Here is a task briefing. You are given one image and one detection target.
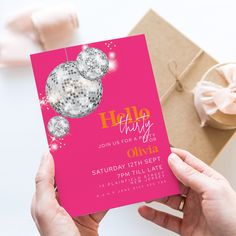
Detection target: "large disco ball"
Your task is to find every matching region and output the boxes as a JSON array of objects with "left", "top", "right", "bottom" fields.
[
  {"left": 46, "top": 61, "right": 103, "bottom": 118},
  {"left": 77, "top": 47, "right": 109, "bottom": 80}
]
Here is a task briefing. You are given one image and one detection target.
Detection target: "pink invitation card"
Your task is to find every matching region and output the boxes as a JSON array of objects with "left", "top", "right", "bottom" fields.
[{"left": 31, "top": 34, "right": 180, "bottom": 217}]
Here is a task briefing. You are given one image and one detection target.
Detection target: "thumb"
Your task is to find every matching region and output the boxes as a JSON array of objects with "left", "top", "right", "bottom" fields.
[
  {"left": 168, "top": 153, "right": 212, "bottom": 194},
  {"left": 35, "top": 151, "right": 56, "bottom": 202}
]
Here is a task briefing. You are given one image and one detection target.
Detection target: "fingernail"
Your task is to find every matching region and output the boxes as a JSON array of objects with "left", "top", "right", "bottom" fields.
[
  {"left": 42, "top": 151, "right": 51, "bottom": 162},
  {"left": 168, "top": 153, "right": 178, "bottom": 162},
  {"left": 138, "top": 206, "right": 155, "bottom": 220},
  {"left": 145, "top": 200, "right": 153, "bottom": 203}
]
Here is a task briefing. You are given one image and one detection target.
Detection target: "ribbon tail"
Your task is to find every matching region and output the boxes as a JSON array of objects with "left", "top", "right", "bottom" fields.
[
  {"left": 193, "top": 82, "right": 209, "bottom": 127},
  {"left": 217, "top": 63, "right": 236, "bottom": 84},
  {"left": 0, "top": 31, "right": 41, "bottom": 67},
  {"left": 6, "top": 5, "right": 42, "bottom": 34}
]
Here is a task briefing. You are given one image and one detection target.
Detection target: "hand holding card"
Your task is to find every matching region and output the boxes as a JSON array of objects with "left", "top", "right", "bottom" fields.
[{"left": 31, "top": 34, "right": 180, "bottom": 217}]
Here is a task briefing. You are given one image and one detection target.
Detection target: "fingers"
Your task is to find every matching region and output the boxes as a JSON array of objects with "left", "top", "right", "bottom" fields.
[
  {"left": 171, "top": 148, "right": 224, "bottom": 180},
  {"left": 31, "top": 194, "right": 36, "bottom": 221},
  {"left": 168, "top": 153, "right": 212, "bottom": 194},
  {"left": 90, "top": 211, "right": 108, "bottom": 223},
  {"left": 32, "top": 152, "right": 59, "bottom": 225},
  {"left": 74, "top": 210, "right": 108, "bottom": 231},
  {"left": 35, "top": 152, "right": 56, "bottom": 202},
  {"left": 138, "top": 206, "right": 181, "bottom": 234},
  {"left": 155, "top": 195, "right": 184, "bottom": 211},
  {"left": 146, "top": 184, "right": 189, "bottom": 210}
]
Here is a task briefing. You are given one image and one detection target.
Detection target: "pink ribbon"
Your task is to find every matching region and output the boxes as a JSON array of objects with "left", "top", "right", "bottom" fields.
[
  {"left": 0, "top": 3, "right": 78, "bottom": 68},
  {"left": 194, "top": 64, "right": 236, "bottom": 127}
]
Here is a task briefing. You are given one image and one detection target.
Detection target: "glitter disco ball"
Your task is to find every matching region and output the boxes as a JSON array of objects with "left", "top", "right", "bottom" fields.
[
  {"left": 77, "top": 47, "right": 109, "bottom": 80},
  {"left": 48, "top": 116, "right": 69, "bottom": 138},
  {"left": 46, "top": 61, "right": 103, "bottom": 118}
]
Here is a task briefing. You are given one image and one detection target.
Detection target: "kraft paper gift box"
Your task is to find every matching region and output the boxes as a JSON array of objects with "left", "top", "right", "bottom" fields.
[{"left": 129, "top": 10, "right": 236, "bottom": 164}]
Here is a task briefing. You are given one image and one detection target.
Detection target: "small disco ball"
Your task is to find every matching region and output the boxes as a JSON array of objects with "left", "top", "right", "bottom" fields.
[
  {"left": 77, "top": 47, "right": 109, "bottom": 80},
  {"left": 46, "top": 61, "right": 103, "bottom": 118},
  {"left": 48, "top": 116, "right": 69, "bottom": 138}
]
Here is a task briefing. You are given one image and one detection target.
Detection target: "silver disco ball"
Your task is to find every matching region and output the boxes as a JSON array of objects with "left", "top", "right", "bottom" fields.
[
  {"left": 46, "top": 61, "right": 103, "bottom": 118},
  {"left": 47, "top": 116, "right": 69, "bottom": 138},
  {"left": 77, "top": 47, "right": 109, "bottom": 80}
]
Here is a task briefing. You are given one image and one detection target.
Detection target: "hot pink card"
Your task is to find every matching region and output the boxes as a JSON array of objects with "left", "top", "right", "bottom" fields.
[{"left": 31, "top": 34, "right": 180, "bottom": 217}]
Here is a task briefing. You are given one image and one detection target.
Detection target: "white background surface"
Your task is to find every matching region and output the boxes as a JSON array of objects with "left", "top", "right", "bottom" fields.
[{"left": 0, "top": 0, "right": 236, "bottom": 235}]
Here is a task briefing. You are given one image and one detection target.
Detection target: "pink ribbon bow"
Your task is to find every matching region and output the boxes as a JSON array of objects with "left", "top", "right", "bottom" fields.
[
  {"left": 194, "top": 63, "right": 236, "bottom": 127},
  {"left": 0, "top": 3, "right": 78, "bottom": 68}
]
